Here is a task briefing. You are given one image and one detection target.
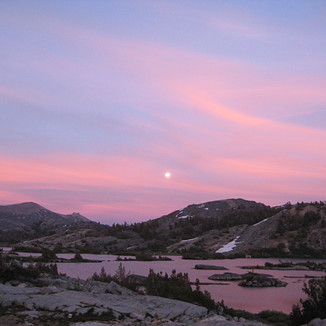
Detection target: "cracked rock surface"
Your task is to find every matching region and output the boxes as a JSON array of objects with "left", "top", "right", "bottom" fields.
[{"left": 0, "top": 278, "right": 267, "bottom": 326}]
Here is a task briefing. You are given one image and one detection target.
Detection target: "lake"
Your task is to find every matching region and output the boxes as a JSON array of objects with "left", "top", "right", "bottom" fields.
[
  {"left": 4, "top": 248, "right": 325, "bottom": 313},
  {"left": 49, "top": 254, "right": 326, "bottom": 314}
]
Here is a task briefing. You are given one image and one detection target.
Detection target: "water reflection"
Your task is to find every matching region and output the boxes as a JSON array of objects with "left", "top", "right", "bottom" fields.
[{"left": 53, "top": 255, "right": 326, "bottom": 313}]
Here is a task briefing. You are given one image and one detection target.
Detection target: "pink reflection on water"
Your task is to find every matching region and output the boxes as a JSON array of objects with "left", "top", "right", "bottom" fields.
[{"left": 55, "top": 256, "right": 326, "bottom": 313}]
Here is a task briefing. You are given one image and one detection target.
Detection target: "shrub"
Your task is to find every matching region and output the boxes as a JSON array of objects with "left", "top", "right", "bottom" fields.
[
  {"left": 34, "top": 262, "right": 58, "bottom": 275},
  {"left": 0, "top": 262, "right": 58, "bottom": 283},
  {"left": 290, "top": 277, "right": 326, "bottom": 325},
  {"left": 257, "top": 310, "right": 289, "bottom": 325},
  {"left": 89, "top": 267, "right": 113, "bottom": 283},
  {"left": 135, "top": 252, "right": 155, "bottom": 261},
  {"left": 113, "top": 263, "right": 129, "bottom": 285},
  {"left": 145, "top": 269, "right": 216, "bottom": 310},
  {"left": 221, "top": 305, "right": 289, "bottom": 326},
  {"left": 41, "top": 249, "right": 57, "bottom": 259},
  {"left": 0, "top": 264, "right": 39, "bottom": 282},
  {"left": 73, "top": 253, "right": 84, "bottom": 261}
]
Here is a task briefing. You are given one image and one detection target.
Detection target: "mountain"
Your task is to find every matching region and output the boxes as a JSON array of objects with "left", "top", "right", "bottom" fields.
[
  {"left": 11, "top": 198, "right": 275, "bottom": 254},
  {"left": 9, "top": 199, "right": 326, "bottom": 258},
  {"left": 224, "top": 202, "right": 326, "bottom": 258},
  {"left": 0, "top": 202, "right": 90, "bottom": 243},
  {"left": 147, "top": 198, "right": 278, "bottom": 256}
]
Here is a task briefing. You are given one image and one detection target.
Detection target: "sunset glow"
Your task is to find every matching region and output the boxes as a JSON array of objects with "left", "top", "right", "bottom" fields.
[{"left": 1, "top": 1, "right": 325, "bottom": 223}]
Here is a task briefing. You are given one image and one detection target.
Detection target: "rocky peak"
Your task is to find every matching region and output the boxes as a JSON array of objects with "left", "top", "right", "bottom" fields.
[{"left": 0, "top": 202, "right": 47, "bottom": 215}]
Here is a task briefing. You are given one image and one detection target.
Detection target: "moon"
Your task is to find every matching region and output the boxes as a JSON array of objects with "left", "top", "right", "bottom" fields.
[{"left": 164, "top": 172, "right": 171, "bottom": 179}]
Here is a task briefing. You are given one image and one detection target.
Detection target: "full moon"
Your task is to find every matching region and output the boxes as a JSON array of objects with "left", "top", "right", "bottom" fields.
[{"left": 164, "top": 172, "right": 171, "bottom": 179}]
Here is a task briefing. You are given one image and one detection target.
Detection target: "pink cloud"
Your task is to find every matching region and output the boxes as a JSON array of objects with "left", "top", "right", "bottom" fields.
[{"left": 1, "top": 130, "right": 325, "bottom": 221}]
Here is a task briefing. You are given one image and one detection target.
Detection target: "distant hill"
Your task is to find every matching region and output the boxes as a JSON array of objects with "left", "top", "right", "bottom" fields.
[{"left": 0, "top": 202, "right": 90, "bottom": 243}]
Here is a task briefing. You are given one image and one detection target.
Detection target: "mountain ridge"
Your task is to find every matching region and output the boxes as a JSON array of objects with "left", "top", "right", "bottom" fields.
[
  {"left": 3, "top": 198, "right": 326, "bottom": 259},
  {"left": 0, "top": 202, "right": 46, "bottom": 215},
  {"left": 0, "top": 202, "right": 91, "bottom": 243}
]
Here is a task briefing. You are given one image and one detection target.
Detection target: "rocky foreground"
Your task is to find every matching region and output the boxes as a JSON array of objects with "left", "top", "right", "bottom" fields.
[{"left": 0, "top": 274, "right": 269, "bottom": 326}]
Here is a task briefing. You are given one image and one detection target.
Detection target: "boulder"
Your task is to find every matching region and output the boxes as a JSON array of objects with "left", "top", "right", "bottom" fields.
[
  {"left": 0, "top": 281, "right": 207, "bottom": 323},
  {"left": 126, "top": 274, "right": 148, "bottom": 284},
  {"left": 208, "top": 273, "right": 242, "bottom": 281},
  {"left": 238, "top": 276, "right": 287, "bottom": 287},
  {"left": 0, "top": 283, "right": 39, "bottom": 295},
  {"left": 104, "top": 281, "right": 137, "bottom": 295},
  {"left": 39, "top": 277, "right": 136, "bottom": 295},
  {"left": 308, "top": 318, "right": 326, "bottom": 326},
  {"left": 291, "top": 265, "right": 310, "bottom": 271}
]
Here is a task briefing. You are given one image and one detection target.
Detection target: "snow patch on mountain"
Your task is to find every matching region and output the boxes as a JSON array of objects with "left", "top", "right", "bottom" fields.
[
  {"left": 216, "top": 236, "right": 242, "bottom": 253},
  {"left": 252, "top": 218, "right": 268, "bottom": 227},
  {"left": 180, "top": 237, "right": 198, "bottom": 244}
]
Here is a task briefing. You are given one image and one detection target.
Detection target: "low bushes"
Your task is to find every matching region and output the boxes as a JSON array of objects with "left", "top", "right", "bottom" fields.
[{"left": 290, "top": 277, "right": 326, "bottom": 325}]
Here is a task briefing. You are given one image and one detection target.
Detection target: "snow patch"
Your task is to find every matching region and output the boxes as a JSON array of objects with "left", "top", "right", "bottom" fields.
[
  {"left": 216, "top": 236, "right": 242, "bottom": 253},
  {"left": 198, "top": 204, "right": 205, "bottom": 208},
  {"left": 180, "top": 237, "right": 198, "bottom": 244},
  {"left": 178, "top": 215, "right": 189, "bottom": 219},
  {"left": 252, "top": 218, "right": 268, "bottom": 227},
  {"left": 126, "top": 246, "right": 138, "bottom": 250},
  {"left": 176, "top": 210, "right": 184, "bottom": 218},
  {"left": 204, "top": 207, "right": 209, "bottom": 210}
]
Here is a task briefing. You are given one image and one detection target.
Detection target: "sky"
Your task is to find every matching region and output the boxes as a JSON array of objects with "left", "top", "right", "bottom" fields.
[{"left": 1, "top": 1, "right": 325, "bottom": 224}]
